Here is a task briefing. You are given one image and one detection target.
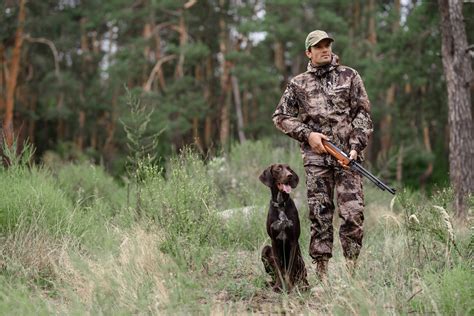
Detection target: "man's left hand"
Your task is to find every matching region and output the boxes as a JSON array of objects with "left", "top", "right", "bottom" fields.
[
  {"left": 349, "top": 150, "right": 357, "bottom": 161},
  {"left": 338, "top": 150, "right": 358, "bottom": 169}
]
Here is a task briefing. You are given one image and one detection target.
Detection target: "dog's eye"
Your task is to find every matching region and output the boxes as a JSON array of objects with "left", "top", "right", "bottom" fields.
[{"left": 275, "top": 166, "right": 282, "bottom": 171}]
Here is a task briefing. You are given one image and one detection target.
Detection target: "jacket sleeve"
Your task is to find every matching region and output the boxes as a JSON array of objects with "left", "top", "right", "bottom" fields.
[
  {"left": 272, "top": 81, "right": 313, "bottom": 143},
  {"left": 349, "top": 73, "right": 373, "bottom": 153}
]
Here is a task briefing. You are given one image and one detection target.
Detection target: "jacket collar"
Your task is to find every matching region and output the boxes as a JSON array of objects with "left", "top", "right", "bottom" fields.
[{"left": 307, "top": 53, "right": 340, "bottom": 76}]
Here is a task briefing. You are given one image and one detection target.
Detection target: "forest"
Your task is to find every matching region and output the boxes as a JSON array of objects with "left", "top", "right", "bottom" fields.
[{"left": 0, "top": 0, "right": 473, "bottom": 314}]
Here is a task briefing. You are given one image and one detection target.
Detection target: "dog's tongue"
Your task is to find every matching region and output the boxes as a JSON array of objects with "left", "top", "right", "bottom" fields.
[{"left": 278, "top": 183, "right": 292, "bottom": 194}]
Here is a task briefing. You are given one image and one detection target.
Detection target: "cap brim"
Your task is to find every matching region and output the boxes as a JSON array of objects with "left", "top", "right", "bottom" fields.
[{"left": 309, "top": 37, "right": 334, "bottom": 48}]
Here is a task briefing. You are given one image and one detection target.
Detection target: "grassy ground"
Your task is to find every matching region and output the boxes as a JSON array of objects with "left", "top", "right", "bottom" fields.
[{"left": 0, "top": 138, "right": 472, "bottom": 315}]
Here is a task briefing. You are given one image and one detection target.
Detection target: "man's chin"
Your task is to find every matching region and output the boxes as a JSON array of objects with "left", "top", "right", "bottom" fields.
[{"left": 315, "top": 59, "right": 331, "bottom": 66}]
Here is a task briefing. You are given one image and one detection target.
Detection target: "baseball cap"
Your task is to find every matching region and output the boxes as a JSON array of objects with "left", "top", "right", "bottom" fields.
[{"left": 305, "top": 30, "right": 334, "bottom": 50}]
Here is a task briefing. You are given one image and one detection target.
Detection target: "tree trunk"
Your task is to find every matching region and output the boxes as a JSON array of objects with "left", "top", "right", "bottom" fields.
[
  {"left": 104, "top": 88, "right": 118, "bottom": 156},
  {"left": 3, "top": 0, "right": 26, "bottom": 148},
  {"left": 218, "top": 0, "right": 230, "bottom": 148},
  {"left": 274, "top": 41, "right": 285, "bottom": 73},
  {"left": 349, "top": 0, "right": 361, "bottom": 48},
  {"left": 193, "top": 65, "right": 203, "bottom": 151},
  {"left": 77, "top": 110, "right": 86, "bottom": 150},
  {"left": 438, "top": 0, "right": 474, "bottom": 218},
  {"left": 242, "top": 90, "right": 249, "bottom": 129},
  {"left": 0, "top": 44, "right": 5, "bottom": 114},
  {"left": 396, "top": 144, "right": 404, "bottom": 184},
  {"left": 231, "top": 74, "right": 246, "bottom": 143},
  {"left": 367, "top": 0, "right": 377, "bottom": 45},
  {"left": 204, "top": 56, "right": 213, "bottom": 148},
  {"left": 28, "top": 94, "right": 37, "bottom": 144},
  {"left": 379, "top": 84, "right": 395, "bottom": 160},
  {"left": 174, "top": 13, "right": 188, "bottom": 79},
  {"left": 77, "top": 17, "right": 89, "bottom": 151},
  {"left": 419, "top": 123, "right": 433, "bottom": 191},
  {"left": 377, "top": 1, "right": 399, "bottom": 163}
]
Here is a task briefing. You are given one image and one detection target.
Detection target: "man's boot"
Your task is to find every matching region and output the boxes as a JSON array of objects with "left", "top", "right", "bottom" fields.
[{"left": 315, "top": 260, "right": 328, "bottom": 283}]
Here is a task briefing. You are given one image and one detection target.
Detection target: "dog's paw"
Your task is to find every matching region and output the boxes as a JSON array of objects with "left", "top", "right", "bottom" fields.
[
  {"left": 271, "top": 220, "right": 283, "bottom": 231},
  {"left": 281, "top": 219, "right": 293, "bottom": 229}
]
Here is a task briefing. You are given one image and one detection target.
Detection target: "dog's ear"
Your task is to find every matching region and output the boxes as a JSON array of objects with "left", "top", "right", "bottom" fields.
[
  {"left": 288, "top": 166, "right": 299, "bottom": 188},
  {"left": 259, "top": 165, "right": 274, "bottom": 187}
]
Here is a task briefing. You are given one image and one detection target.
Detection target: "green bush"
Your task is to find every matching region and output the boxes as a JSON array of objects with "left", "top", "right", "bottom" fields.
[
  {"left": 0, "top": 166, "right": 75, "bottom": 236},
  {"left": 141, "top": 149, "right": 222, "bottom": 268},
  {"left": 397, "top": 188, "right": 460, "bottom": 269},
  {"left": 55, "top": 162, "right": 127, "bottom": 215},
  {"left": 410, "top": 264, "right": 474, "bottom": 315}
]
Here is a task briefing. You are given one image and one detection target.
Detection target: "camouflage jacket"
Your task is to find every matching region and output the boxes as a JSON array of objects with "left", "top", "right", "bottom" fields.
[{"left": 272, "top": 54, "right": 373, "bottom": 167}]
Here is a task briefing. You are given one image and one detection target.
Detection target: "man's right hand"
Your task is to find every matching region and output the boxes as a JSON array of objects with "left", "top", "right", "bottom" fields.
[{"left": 308, "top": 132, "right": 329, "bottom": 154}]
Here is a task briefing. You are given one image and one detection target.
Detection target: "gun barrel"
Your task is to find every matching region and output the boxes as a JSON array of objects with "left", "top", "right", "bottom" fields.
[
  {"left": 351, "top": 162, "right": 396, "bottom": 195},
  {"left": 322, "top": 140, "right": 396, "bottom": 195}
]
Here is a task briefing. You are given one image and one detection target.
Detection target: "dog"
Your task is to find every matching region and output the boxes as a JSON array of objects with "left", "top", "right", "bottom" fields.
[{"left": 259, "top": 164, "right": 309, "bottom": 292}]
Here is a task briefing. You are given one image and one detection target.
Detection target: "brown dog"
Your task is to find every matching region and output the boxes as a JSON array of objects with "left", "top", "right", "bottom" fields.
[{"left": 259, "top": 164, "right": 309, "bottom": 292}]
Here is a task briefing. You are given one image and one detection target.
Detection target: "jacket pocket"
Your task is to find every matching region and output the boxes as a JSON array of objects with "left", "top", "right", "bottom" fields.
[{"left": 330, "top": 84, "right": 350, "bottom": 111}]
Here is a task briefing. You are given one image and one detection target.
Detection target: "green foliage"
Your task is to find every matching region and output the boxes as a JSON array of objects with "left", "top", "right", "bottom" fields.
[
  {"left": 140, "top": 148, "right": 222, "bottom": 269},
  {"left": 1, "top": 138, "right": 35, "bottom": 169},
  {"left": 397, "top": 187, "right": 463, "bottom": 270},
  {"left": 0, "top": 139, "right": 472, "bottom": 314},
  {"left": 55, "top": 162, "right": 127, "bottom": 213},
  {"left": 0, "top": 165, "right": 95, "bottom": 239},
  {"left": 410, "top": 264, "right": 474, "bottom": 315},
  {"left": 209, "top": 138, "right": 305, "bottom": 209},
  {"left": 0, "top": 276, "right": 50, "bottom": 314},
  {"left": 120, "top": 88, "right": 165, "bottom": 176}
]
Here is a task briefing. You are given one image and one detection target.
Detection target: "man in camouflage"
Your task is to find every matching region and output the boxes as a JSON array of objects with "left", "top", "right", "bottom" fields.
[{"left": 272, "top": 30, "right": 373, "bottom": 281}]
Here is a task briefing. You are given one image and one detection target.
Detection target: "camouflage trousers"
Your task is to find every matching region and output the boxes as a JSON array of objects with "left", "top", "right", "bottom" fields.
[{"left": 305, "top": 164, "right": 365, "bottom": 262}]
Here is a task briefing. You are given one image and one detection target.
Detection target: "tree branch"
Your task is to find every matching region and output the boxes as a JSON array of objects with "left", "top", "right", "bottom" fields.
[
  {"left": 23, "top": 35, "right": 60, "bottom": 79},
  {"left": 143, "top": 54, "right": 176, "bottom": 92}
]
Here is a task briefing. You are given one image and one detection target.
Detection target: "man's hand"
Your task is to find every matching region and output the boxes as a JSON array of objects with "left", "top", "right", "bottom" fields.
[
  {"left": 308, "top": 132, "right": 328, "bottom": 154},
  {"left": 349, "top": 149, "right": 357, "bottom": 161},
  {"left": 338, "top": 150, "right": 357, "bottom": 169}
]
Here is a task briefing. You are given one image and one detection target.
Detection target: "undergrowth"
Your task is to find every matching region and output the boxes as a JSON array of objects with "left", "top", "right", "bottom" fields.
[{"left": 0, "top": 137, "right": 472, "bottom": 315}]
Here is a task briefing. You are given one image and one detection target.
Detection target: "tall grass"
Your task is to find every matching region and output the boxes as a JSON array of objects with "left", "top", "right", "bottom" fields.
[{"left": 0, "top": 138, "right": 472, "bottom": 314}]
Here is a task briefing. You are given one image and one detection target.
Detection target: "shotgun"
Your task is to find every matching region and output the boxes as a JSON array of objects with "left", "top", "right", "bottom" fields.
[{"left": 322, "top": 139, "right": 396, "bottom": 195}]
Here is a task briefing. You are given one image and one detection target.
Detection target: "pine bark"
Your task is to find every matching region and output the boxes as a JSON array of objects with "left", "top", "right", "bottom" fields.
[
  {"left": 231, "top": 74, "right": 246, "bottom": 143},
  {"left": 0, "top": 44, "right": 5, "bottom": 113},
  {"left": 367, "top": 0, "right": 377, "bottom": 45},
  {"left": 218, "top": 0, "right": 230, "bottom": 148},
  {"left": 438, "top": 0, "right": 474, "bottom": 217},
  {"left": 378, "top": 0, "right": 399, "bottom": 162},
  {"left": 3, "top": 0, "right": 26, "bottom": 148}
]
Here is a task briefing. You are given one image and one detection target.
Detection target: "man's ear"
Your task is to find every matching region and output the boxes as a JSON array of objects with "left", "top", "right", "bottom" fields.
[
  {"left": 288, "top": 166, "right": 299, "bottom": 189},
  {"left": 259, "top": 165, "right": 274, "bottom": 187}
]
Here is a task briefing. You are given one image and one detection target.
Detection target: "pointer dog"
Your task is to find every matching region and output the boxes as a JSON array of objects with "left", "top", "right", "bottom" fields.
[{"left": 259, "top": 164, "right": 309, "bottom": 292}]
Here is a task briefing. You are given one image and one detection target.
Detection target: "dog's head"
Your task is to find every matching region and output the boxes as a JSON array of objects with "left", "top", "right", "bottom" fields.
[{"left": 259, "top": 164, "right": 299, "bottom": 193}]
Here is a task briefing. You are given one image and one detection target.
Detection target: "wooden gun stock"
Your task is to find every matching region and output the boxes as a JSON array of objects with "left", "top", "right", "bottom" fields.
[{"left": 321, "top": 139, "right": 396, "bottom": 195}]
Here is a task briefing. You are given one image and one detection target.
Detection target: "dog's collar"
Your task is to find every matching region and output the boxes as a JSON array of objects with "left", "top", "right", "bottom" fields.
[
  {"left": 271, "top": 191, "right": 289, "bottom": 208},
  {"left": 271, "top": 200, "right": 287, "bottom": 208}
]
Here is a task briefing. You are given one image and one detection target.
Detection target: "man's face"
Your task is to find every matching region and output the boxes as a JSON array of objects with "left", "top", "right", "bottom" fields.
[{"left": 305, "top": 39, "right": 332, "bottom": 66}]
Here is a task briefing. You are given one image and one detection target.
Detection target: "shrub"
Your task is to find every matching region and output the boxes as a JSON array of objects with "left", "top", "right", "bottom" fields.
[
  {"left": 141, "top": 148, "right": 222, "bottom": 269},
  {"left": 55, "top": 162, "right": 127, "bottom": 215},
  {"left": 0, "top": 166, "right": 75, "bottom": 236}
]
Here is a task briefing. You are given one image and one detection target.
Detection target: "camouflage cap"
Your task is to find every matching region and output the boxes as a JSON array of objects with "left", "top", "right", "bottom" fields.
[{"left": 305, "top": 30, "right": 334, "bottom": 50}]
